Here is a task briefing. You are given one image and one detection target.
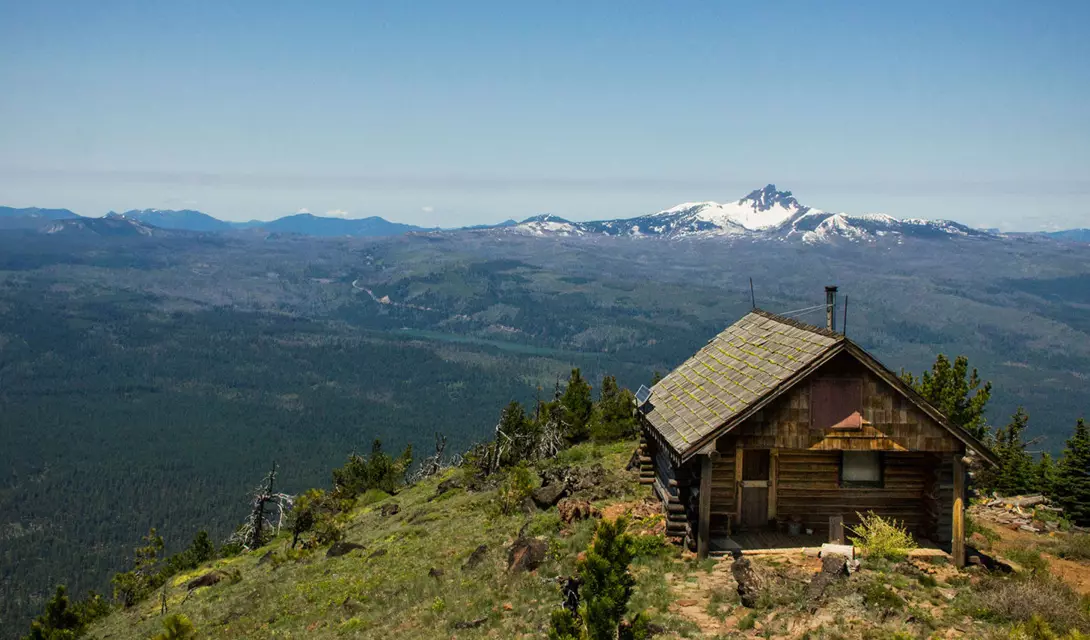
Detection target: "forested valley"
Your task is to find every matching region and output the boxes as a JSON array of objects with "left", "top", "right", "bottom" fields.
[{"left": 2, "top": 227, "right": 1089, "bottom": 635}]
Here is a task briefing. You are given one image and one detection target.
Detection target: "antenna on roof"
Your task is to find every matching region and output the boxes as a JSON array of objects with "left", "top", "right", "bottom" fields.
[
  {"left": 843, "top": 295, "right": 849, "bottom": 336},
  {"left": 749, "top": 277, "right": 756, "bottom": 309}
]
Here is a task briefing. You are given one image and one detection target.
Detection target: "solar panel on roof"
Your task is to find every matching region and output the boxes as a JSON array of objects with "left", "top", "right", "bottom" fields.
[{"left": 635, "top": 385, "right": 652, "bottom": 406}]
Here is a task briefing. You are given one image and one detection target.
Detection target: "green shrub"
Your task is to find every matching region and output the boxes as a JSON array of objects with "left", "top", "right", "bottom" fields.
[
  {"left": 494, "top": 463, "right": 535, "bottom": 516},
  {"left": 151, "top": 613, "right": 197, "bottom": 640},
  {"left": 629, "top": 534, "right": 669, "bottom": 559},
  {"left": 862, "top": 582, "right": 905, "bottom": 612},
  {"left": 848, "top": 511, "right": 917, "bottom": 560},
  {"left": 331, "top": 439, "right": 412, "bottom": 499},
  {"left": 1007, "top": 614, "right": 1090, "bottom": 639}
]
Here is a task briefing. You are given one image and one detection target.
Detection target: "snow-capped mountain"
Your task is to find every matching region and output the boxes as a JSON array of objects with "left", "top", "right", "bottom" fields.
[
  {"left": 507, "top": 214, "right": 588, "bottom": 237},
  {"left": 493, "top": 185, "right": 993, "bottom": 244}
]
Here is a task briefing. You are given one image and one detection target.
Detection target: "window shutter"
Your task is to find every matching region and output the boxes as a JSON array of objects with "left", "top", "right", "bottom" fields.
[{"left": 811, "top": 378, "right": 863, "bottom": 430}]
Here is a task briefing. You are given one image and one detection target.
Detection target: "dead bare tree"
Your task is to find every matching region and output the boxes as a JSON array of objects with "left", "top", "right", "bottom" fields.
[
  {"left": 230, "top": 462, "right": 294, "bottom": 551},
  {"left": 411, "top": 432, "right": 460, "bottom": 483}
]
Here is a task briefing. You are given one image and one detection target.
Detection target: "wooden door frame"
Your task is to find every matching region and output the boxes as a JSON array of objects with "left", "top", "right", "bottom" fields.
[{"left": 735, "top": 447, "right": 778, "bottom": 529}]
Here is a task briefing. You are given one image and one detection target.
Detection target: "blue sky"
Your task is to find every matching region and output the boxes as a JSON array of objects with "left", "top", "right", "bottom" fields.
[{"left": 1, "top": 1, "right": 1088, "bottom": 229}]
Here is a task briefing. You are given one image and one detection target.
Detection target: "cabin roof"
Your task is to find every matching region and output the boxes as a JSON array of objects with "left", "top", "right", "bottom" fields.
[{"left": 642, "top": 308, "right": 998, "bottom": 465}]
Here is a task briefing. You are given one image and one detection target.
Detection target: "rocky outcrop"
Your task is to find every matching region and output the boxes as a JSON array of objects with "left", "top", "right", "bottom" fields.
[{"left": 507, "top": 537, "right": 547, "bottom": 573}]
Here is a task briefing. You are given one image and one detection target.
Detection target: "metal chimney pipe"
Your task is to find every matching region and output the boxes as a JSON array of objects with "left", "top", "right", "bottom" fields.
[{"left": 825, "top": 286, "right": 838, "bottom": 332}]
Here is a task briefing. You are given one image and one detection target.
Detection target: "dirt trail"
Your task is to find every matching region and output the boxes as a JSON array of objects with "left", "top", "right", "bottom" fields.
[{"left": 664, "top": 558, "right": 739, "bottom": 636}]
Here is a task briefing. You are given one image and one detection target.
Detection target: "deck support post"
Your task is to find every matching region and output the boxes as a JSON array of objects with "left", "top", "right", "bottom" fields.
[
  {"left": 952, "top": 454, "right": 966, "bottom": 568},
  {"left": 698, "top": 455, "right": 713, "bottom": 559}
]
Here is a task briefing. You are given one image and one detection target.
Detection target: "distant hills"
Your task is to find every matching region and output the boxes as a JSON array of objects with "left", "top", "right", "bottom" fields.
[
  {"left": 2, "top": 187, "right": 1087, "bottom": 244},
  {"left": 119, "top": 208, "right": 233, "bottom": 232},
  {"left": 234, "top": 213, "right": 430, "bottom": 237}
]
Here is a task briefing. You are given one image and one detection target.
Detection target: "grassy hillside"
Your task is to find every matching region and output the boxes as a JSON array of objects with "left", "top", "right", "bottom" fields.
[
  {"left": 5, "top": 229, "right": 1090, "bottom": 635},
  {"left": 84, "top": 441, "right": 1090, "bottom": 639}
]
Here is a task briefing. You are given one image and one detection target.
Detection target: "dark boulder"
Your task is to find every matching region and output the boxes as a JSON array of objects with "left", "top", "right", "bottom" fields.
[
  {"left": 507, "top": 537, "right": 548, "bottom": 573},
  {"left": 186, "top": 571, "right": 226, "bottom": 591},
  {"left": 326, "top": 541, "right": 365, "bottom": 558},
  {"left": 429, "top": 567, "right": 445, "bottom": 579},
  {"left": 381, "top": 503, "right": 401, "bottom": 517},
  {"left": 531, "top": 483, "right": 567, "bottom": 509}
]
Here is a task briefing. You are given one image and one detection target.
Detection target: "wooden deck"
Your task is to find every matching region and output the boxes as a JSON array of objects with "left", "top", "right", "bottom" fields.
[
  {"left": 711, "top": 532, "right": 951, "bottom": 559},
  {"left": 710, "top": 531, "right": 826, "bottom": 556}
]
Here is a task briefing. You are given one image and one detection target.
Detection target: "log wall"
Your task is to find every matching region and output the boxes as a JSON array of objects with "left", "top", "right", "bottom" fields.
[{"left": 770, "top": 449, "right": 955, "bottom": 541}]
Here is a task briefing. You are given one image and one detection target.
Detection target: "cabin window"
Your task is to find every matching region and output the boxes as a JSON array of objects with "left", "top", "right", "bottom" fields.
[
  {"left": 811, "top": 378, "right": 863, "bottom": 430},
  {"left": 841, "top": 451, "right": 883, "bottom": 487}
]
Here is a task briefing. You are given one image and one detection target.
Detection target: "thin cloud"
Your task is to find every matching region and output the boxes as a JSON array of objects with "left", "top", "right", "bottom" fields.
[
  {"left": 296, "top": 208, "right": 310, "bottom": 214},
  {"left": 421, "top": 206, "right": 435, "bottom": 213},
  {"left": 326, "top": 209, "right": 350, "bottom": 218}
]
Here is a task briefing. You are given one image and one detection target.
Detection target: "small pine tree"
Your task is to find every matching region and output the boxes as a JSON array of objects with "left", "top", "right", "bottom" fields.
[
  {"left": 560, "top": 368, "right": 594, "bottom": 442},
  {"left": 983, "top": 408, "right": 1037, "bottom": 496},
  {"left": 23, "top": 585, "right": 84, "bottom": 640},
  {"left": 590, "top": 376, "right": 637, "bottom": 442},
  {"left": 111, "top": 528, "right": 165, "bottom": 607},
  {"left": 1054, "top": 418, "right": 1090, "bottom": 526},
  {"left": 496, "top": 400, "right": 543, "bottom": 465},
  {"left": 164, "top": 530, "right": 216, "bottom": 575},
  {"left": 902, "top": 354, "right": 991, "bottom": 440},
  {"left": 549, "top": 518, "right": 650, "bottom": 640},
  {"left": 1035, "top": 452, "right": 1058, "bottom": 497}
]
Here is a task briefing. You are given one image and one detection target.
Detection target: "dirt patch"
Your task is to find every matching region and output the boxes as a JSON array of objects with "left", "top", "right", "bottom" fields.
[
  {"left": 977, "top": 514, "right": 1090, "bottom": 595},
  {"left": 664, "top": 557, "right": 738, "bottom": 636}
]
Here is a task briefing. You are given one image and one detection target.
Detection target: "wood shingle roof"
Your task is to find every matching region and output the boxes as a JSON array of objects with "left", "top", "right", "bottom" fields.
[
  {"left": 642, "top": 308, "right": 999, "bottom": 466},
  {"left": 643, "top": 309, "right": 842, "bottom": 456}
]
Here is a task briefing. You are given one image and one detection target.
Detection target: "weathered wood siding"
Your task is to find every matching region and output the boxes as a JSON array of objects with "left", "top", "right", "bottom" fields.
[{"left": 723, "top": 353, "right": 962, "bottom": 453}]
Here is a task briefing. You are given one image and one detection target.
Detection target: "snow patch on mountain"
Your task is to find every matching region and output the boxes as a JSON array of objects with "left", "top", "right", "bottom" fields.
[{"left": 508, "top": 214, "right": 586, "bottom": 237}]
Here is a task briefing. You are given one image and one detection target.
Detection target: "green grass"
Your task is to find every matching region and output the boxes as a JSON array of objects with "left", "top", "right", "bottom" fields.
[{"left": 87, "top": 441, "right": 688, "bottom": 639}]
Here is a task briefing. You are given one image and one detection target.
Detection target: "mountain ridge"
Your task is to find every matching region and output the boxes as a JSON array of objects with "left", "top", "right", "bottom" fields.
[{"left": 0, "top": 186, "right": 1082, "bottom": 243}]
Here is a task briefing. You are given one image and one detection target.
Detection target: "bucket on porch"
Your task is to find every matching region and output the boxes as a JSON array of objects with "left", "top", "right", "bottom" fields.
[{"left": 787, "top": 515, "right": 803, "bottom": 536}]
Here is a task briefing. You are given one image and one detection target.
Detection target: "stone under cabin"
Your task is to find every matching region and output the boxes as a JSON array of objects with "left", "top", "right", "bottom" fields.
[{"left": 637, "top": 287, "right": 998, "bottom": 565}]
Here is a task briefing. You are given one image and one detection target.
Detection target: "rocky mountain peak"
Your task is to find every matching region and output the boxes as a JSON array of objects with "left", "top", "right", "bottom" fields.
[{"left": 740, "top": 184, "right": 802, "bottom": 212}]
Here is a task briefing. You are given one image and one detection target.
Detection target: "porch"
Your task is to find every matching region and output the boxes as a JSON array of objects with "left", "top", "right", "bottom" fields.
[{"left": 707, "top": 530, "right": 953, "bottom": 560}]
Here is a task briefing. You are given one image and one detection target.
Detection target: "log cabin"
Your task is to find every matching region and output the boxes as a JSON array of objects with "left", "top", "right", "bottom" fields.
[{"left": 637, "top": 287, "right": 998, "bottom": 565}]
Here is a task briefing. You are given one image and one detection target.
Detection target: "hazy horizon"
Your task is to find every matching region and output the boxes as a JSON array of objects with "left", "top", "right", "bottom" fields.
[{"left": 2, "top": 2, "right": 1089, "bottom": 231}]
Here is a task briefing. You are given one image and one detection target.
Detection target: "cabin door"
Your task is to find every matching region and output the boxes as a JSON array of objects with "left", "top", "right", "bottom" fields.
[{"left": 739, "top": 449, "right": 770, "bottom": 530}]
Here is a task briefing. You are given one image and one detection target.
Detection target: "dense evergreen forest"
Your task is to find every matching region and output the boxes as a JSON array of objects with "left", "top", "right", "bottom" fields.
[{"left": 2, "top": 228, "right": 1089, "bottom": 635}]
